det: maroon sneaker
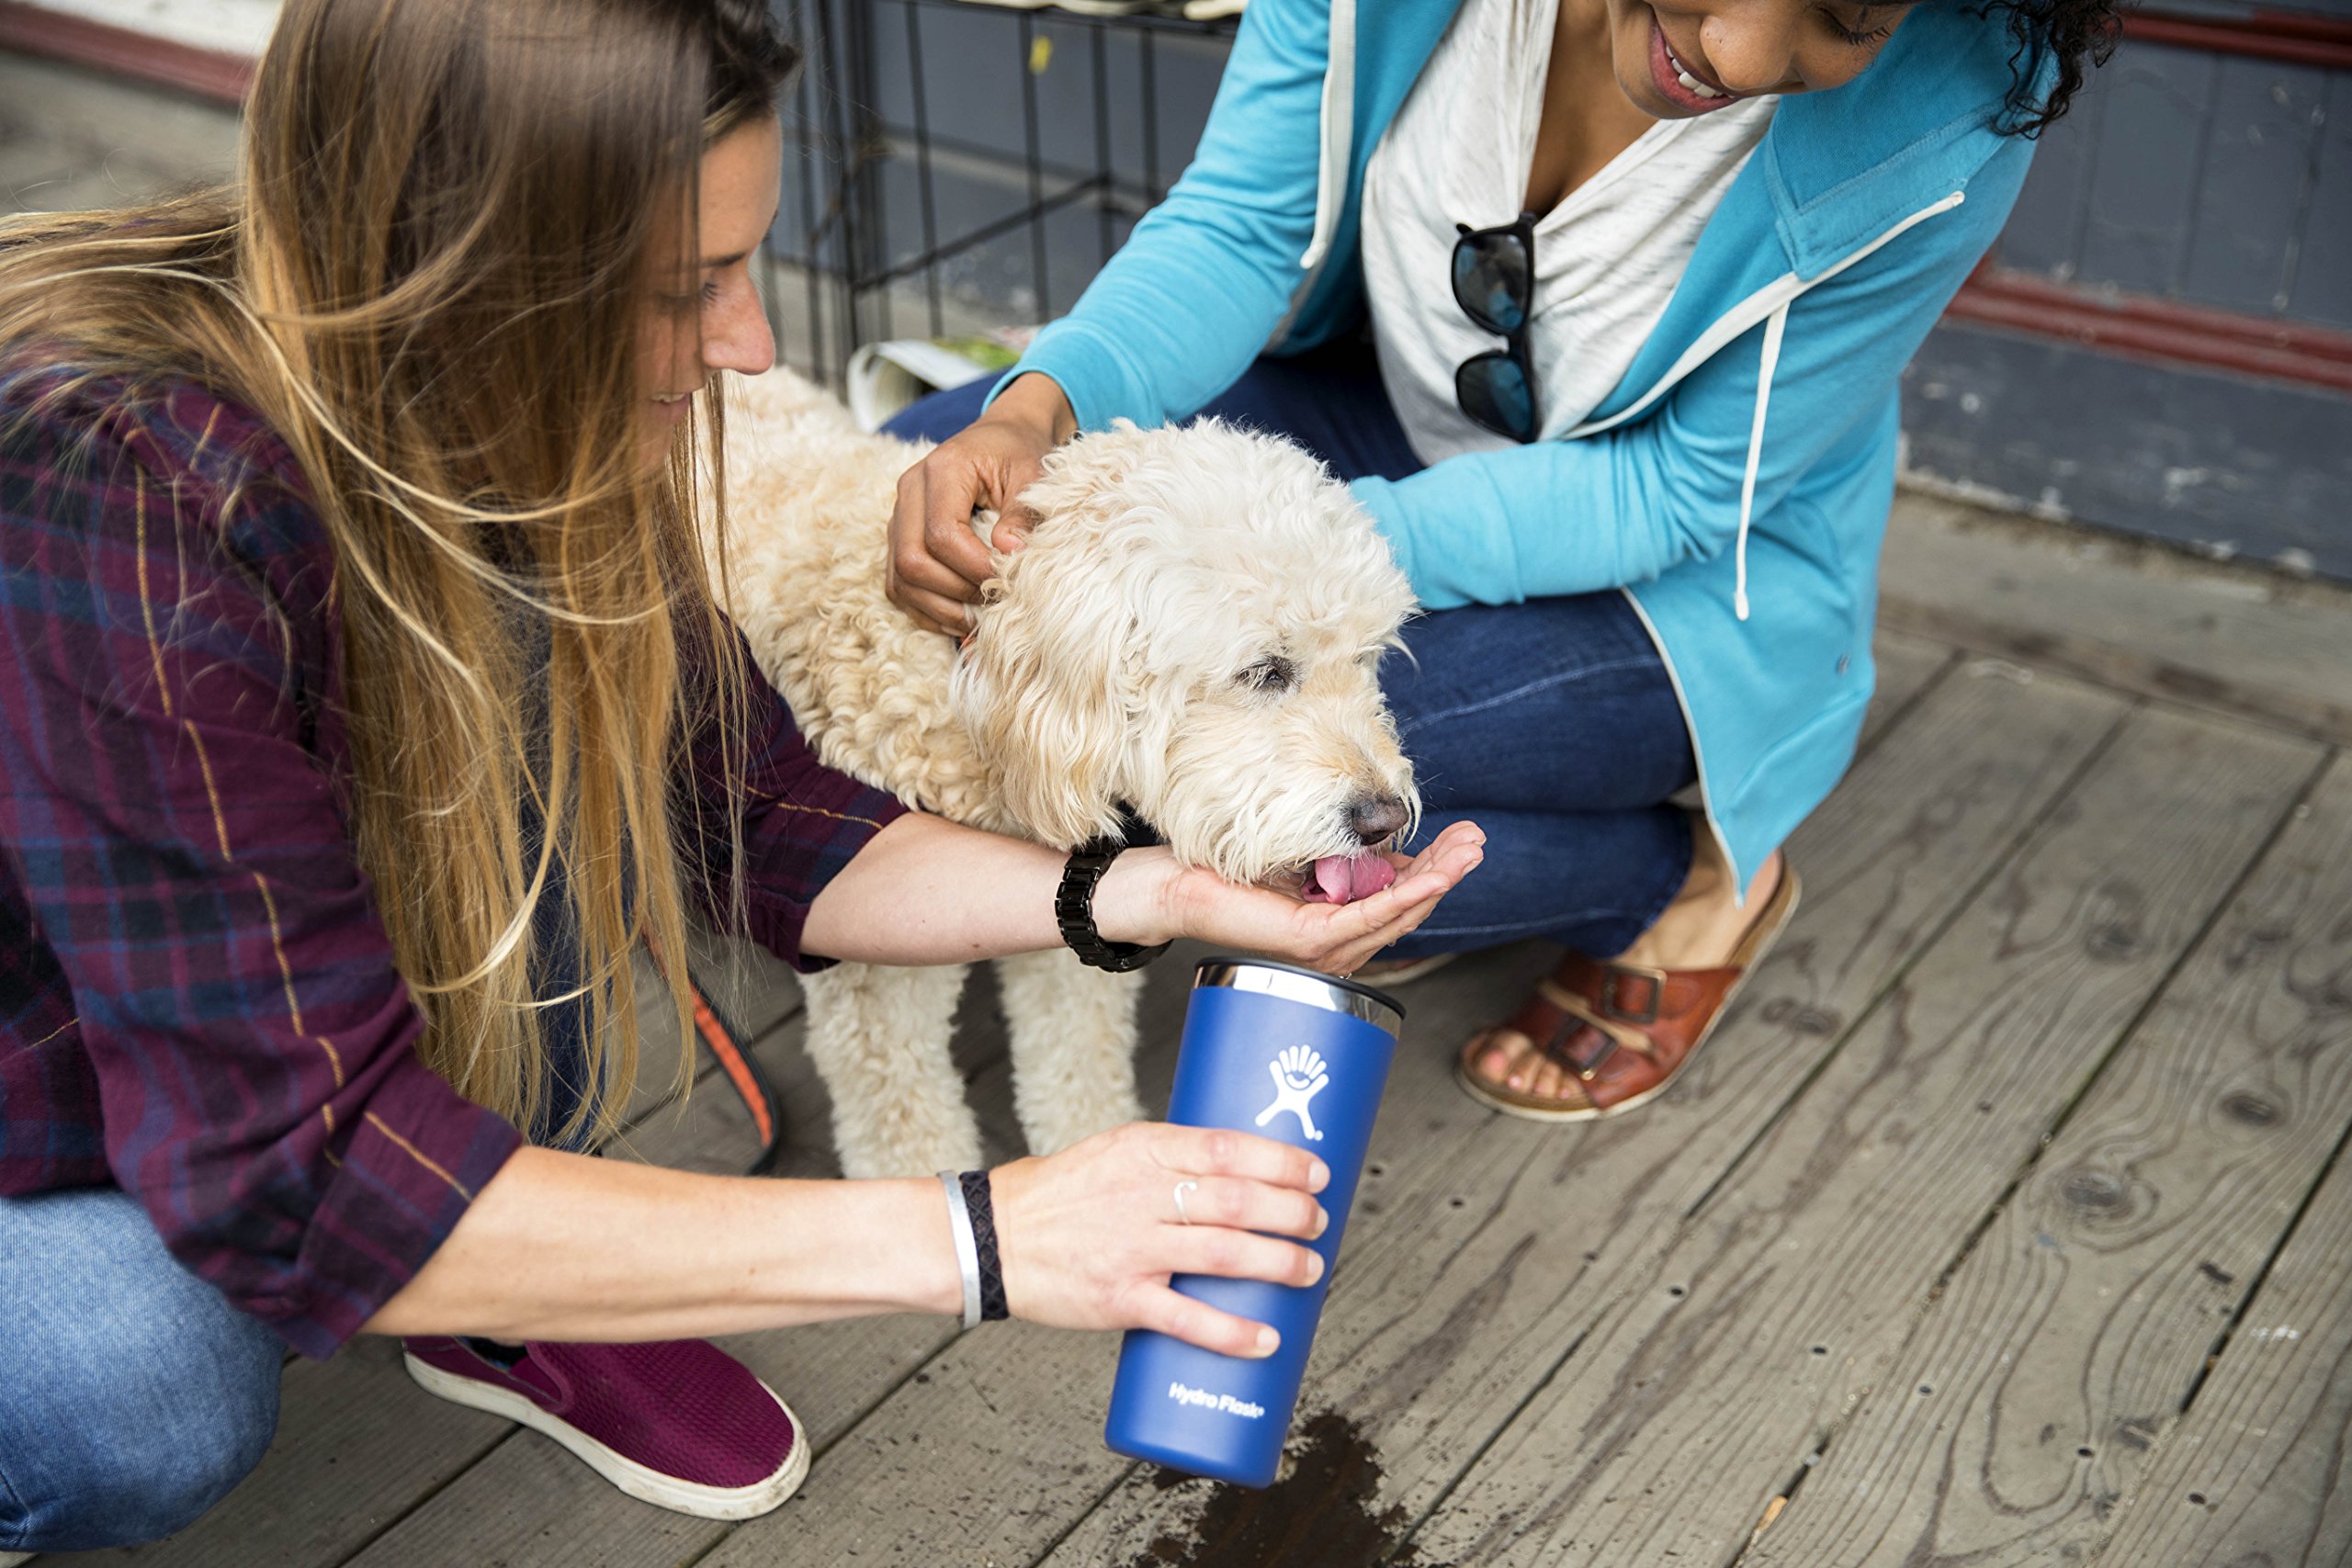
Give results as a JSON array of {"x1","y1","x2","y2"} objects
[{"x1": 402, "y1": 1337, "x2": 809, "y2": 1518}]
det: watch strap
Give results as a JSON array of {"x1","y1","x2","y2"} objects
[{"x1": 1056, "y1": 836, "x2": 1170, "y2": 973}]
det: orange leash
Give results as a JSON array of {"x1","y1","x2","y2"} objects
[{"x1": 643, "y1": 934, "x2": 784, "y2": 1174}]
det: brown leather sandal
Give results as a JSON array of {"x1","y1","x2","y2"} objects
[{"x1": 1454, "y1": 865, "x2": 1802, "y2": 1122}]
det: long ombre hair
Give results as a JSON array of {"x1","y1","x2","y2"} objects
[{"x1": 0, "y1": 0, "x2": 796, "y2": 1145}]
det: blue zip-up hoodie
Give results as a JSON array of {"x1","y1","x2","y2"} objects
[{"x1": 1001, "y1": 0, "x2": 2043, "y2": 891}]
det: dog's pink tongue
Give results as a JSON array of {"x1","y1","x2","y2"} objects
[{"x1": 1306, "y1": 852, "x2": 1397, "y2": 905}]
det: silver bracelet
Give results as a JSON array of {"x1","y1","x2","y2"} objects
[{"x1": 937, "y1": 1169, "x2": 982, "y2": 1330}]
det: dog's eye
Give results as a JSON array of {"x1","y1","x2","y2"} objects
[{"x1": 1241, "y1": 656, "x2": 1296, "y2": 694}]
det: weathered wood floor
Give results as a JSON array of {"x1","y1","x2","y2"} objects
[{"x1": 44, "y1": 627, "x2": 2352, "y2": 1567}]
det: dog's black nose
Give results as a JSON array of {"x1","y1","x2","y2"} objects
[{"x1": 1347, "y1": 794, "x2": 1410, "y2": 846}]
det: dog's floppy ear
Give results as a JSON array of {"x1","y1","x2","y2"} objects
[{"x1": 950, "y1": 514, "x2": 1138, "y2": 852}]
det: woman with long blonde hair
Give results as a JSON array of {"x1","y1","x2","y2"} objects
[{"x1": 0, "y1": 0, "x2": 1482, "y2": 1548}]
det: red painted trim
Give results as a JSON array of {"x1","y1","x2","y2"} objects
[
  {"x1": 0, "y1": 2, "x2": 254, "y2": 105},
  {"x1": 2123, "y1": 8, "x2": 2352, "y2": 70},
  {"x1": 1947, "y1": 267, "x2": 2352, "y2": 396}
]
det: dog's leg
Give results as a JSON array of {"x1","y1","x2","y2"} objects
[
  {"x1": 991, "y1": 949, "x2": 1148, "y2": 1156},
  {"x1": 798, "y1": 960, "x2": 982, "y2": 1179}
]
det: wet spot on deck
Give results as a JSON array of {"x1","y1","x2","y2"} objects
[{"x1": 1122, "y1": 1411, "x2": 1446, "y2": 1567}]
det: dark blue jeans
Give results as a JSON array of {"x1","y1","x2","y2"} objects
[{"x1": 888, "y1": 341, "x2": 1696, "y2": 959}]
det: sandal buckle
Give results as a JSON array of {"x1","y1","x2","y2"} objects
[
  {"x1": 1600, "y1": 966, "x2": 1666, "y2": 1025},
  {"x1": 1548, "y1": 1017, "x2": 1617, "y2": 1080},
  {"x1": 1573, "y1": 1035, "x2": 1618, "y2": 1081}
]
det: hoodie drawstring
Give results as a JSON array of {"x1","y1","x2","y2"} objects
[
  {"x1": 1734, "y1": 299, "x2": 1790, "y2": 623},
  {"x1": 1300, "y1": 0, "x2": 1357, "y2": 270}
]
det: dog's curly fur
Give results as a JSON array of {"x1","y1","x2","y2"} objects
[{"x1": 713, "y1": 370, "x2": 1418, "y2": 1178}]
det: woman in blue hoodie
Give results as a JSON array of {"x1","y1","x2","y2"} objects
[{"x1": 883, "y1": 0, "x2": 2118, "y2": 1120}]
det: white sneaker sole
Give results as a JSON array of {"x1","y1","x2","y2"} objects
[{"x1": 402, "y1": 1350, "x2": 811, "y2": 1520}]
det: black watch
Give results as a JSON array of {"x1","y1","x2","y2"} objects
[{"x1": 1056, "y1": 837, "x2": 1171, "y2": 973}]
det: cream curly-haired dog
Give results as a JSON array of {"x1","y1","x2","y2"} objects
[{"x1": 714, "y1": 369, "x2": 1418, "y2": 1179}]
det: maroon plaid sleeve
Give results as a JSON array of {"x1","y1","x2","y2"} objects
[
  {"x1": 0, "y1": 373, "x2": 522, "y2": 1357},
  {"x1": 684, "y1": 621, "x2": 907, "y2": 971}
]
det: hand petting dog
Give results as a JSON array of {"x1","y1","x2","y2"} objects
[{"x1": 887, "y1": 371, "x2": 1070, "y2": 637}]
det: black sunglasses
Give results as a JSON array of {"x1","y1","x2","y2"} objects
[{"x1": 1451, "y1": 212, "x2": 1539, "y2": 444}]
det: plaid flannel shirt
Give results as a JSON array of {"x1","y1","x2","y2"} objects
[{"x1": 0, "y1": 367, "x2": 904, "y2": 1357}]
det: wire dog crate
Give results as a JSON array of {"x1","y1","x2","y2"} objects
[{"x1": 766, "y1": 0, "x2": 1238, "y2": 389}]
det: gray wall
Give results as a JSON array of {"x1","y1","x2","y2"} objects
[
  {"x1": 1905, "y1": 27, "x2": 2352, "y2": 579},
  {"x1": 1998, "y1": 30, "x2": 2352, "y2": 328}
]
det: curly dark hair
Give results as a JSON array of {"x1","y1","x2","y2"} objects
[{"x1": 1980, "y1": 0, "x2": 2127, "y2": 136}]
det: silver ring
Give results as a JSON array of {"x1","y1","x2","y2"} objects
[{"x1": 1171, "y1": 1179, "x2": 1199, "y2": 1225}]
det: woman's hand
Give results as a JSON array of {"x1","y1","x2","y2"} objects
[
  {"x1": 888, "y1": 372, "x2": 1077, "y2": 637},
  {"x1": 991, "y1": 1122, "x2": 1329, "y2": 1356},
  {"x1": 1091, "y1": 821, "x2": 1487, "y2": 977}
]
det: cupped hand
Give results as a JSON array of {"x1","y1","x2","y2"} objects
[
  {"x1": 886, "y1": 373, "x2": 1074, "y2": 637},
  {"x1": 990, "y1": 1122, "x2": 1330, "y2": 1357},
  {"x1": 1096, "y1": 821, "x2": 1487, "y2": 977}
]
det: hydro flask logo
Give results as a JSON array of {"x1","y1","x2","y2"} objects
[
  {"x1": 1168, "y1": 1381, "x2": 1267, "y2": 1419},
  {"x1": 1254, "y1": 1044, "x2": 1330, "y2": 1143}
]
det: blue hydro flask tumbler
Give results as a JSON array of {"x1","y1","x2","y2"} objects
[{"x1": 1103, "y1": 957, "x2": 1404, "y2": 1488}]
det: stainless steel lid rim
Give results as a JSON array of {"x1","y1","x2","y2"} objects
[{"x1": 1192, "y1": 956, "x2": 1405, "y2": 1037}]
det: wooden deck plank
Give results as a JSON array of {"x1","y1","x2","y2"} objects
[
  {"x1": 347, "y1": 1427, "x2": 729, "y2": 1568},
  {"x1": 700, "y1": 660, "x2": 2126, "y2": 1568},
  {"x1": 333, "y1": 978, "x2": 1025, "y2": 1568},
  {"x1": 1859, "y1": 631, "x2": 1957, "y2": 754},
  {"x1": 1880, "y1": 491, "x2": 2352, "y2": 746},
  {"x1": 2081, "y1": 757, "x2": 2352, "y2": 1568},
  {"x1": 1411, "y1": 706, "x2": 2319, "y2": 1568},
  {"x1": 1746, "y1": 752, "x2": 2351, "y2": 1568},
  {"x1": 2093, "y1": 1126, "x2": 2352, "y2": 1562}
]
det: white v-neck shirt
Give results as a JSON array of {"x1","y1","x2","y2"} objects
[{"x1": 1360, "y1": 0, "x2": 1776, "y2": 464}]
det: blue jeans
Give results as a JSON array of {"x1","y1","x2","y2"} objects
[
  {"x1": 0, "y1": 1187, "x2": 284, "y2": 1552},
  {"x1": 888, "y1": 341, "x2": 1696, "y2": 957}
]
